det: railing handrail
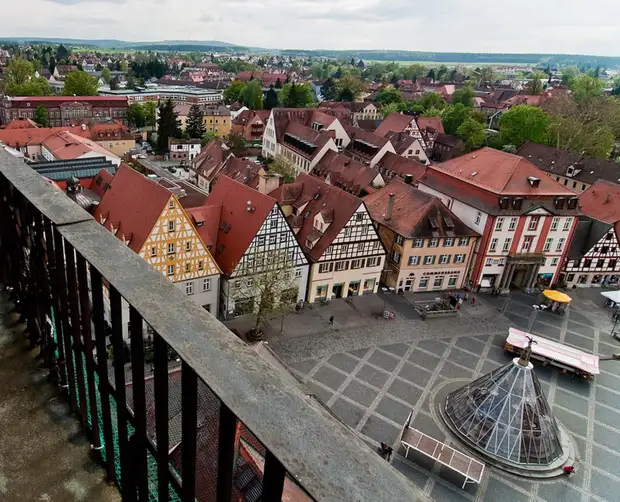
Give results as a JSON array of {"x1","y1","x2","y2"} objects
[{"x1": 0, "y1": 150, "x2": 422, "y2": 501}]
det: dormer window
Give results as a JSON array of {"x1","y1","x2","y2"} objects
[
  {"x1": 554, "y1": 198, "x2": 565, "y2": 209},
  {"x1": 499, "y1": 198, "x2": 510, "y2": 209},
  {"x1": 511, "y1": 198, "x2": 523, "y2": 210},
  {"x1": 567, "y1": 198, "x2": 578, "y2": 209},
  {"x1": 566, "y1": 166, "x2": 574, "y2": 177}
]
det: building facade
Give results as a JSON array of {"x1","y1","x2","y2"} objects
[
  {"x1": 418, "y1": 148, "x2": 579, "y2": 292},
  {"x1": 0, "y1": 96, "x2": 129, "y2": 127},
  {"x1": 99, "y1": 86, "x2": 222, "y2": 105},
  {"x1": 168, "y1": 138, "x2": 202, "y2": 161},
  {"x1": 203, "y1": 105, "x2": 232, "y2": 138}
]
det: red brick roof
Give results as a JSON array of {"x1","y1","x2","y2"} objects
[
  {"x1": 88, "y1": 168, "x2": 114, "y2": 198},
  {"x1": 0, "y1": 126, "x2": 90, "y2": 148},
  {"x1": 579, "y1": 180, "x2": 620, "y2": 224},
  {"x1": 374, "y1": 113, "x2": 416, "y2": 137},
  {"x1": 365, "y1": 178, "x2": 478, "y2": 239},
  {"x1": 186, "y1": 204, "x2": 221, "y2": 249},
  {"x1": 269, "y1": 108, "x2": 343, "y2": 143},
  {"x1": 417, "y1": 116, "x2": 444, "y2": 135},
  {"x1": 311, "y1": 150, "x2": 381, "y2": 195},
  {"x1": 93, "y1": 165, "x2": 171, "y2": 253},
  {"x1": 4, "y1": 96, "x2": 128, "y2": 108},
  {"x1": 281, "y1": 122, "x2": 335, "y2": 161},
  {"x1": 375, "y1": 152, "x2": 427, "y2": 181},
  {"x1": 205, "y1": 176, "x2": 277, "y2": 276},
  {"x1": 269, "y1": 173, "x2": 362, "y2": 262},
  {"x1": 42, "y1": 131, "x2": 116, "y2": 161},
  {"x1": 434, "y1": 147, "x2": 576, "y2": 196},
  {"x1": 193, "y1": 139, "x2": 232, "y2": 178},
  {"x1": 2, "y1": 118, "x2": 39, "y2": 129},
  {"x1": 219, "y1": 157, "x2": 261, "y2": 189}
]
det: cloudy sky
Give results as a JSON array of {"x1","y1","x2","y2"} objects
[{"x1": 3, "y1": 0, "x2": 620, "y2": 55}]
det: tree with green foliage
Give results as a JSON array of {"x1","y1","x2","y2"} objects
[
  {"x1": 420, "y1": 92, "x2": 447, "y2": 111},
  {"x1": 128, "y1": 103, "x2": 147, "y2": 128},
  {"x1": 62, "y1": 70, "x2": 99, "y2": 96},
  {"x1": 381, "y1": 103, "x2": 400, "y2": 118},
  {"x1": 442, "y1": 104, "x2": 482, "y2": 135},
  {"x1": 527, "y1": 71, "x2": 547, "y2": 95},
  {"x1": 240, "y1": 80, "x2": 263, "y2": 109},
  {"x1": 101, "y1": 67, "x2": 112, "y2": 85},
  {"x1": 335, "y1": 75, "x2": 366, "y2": 102},
  {"x1": 320, "y1": 78, "x2": 337, "y2": 101},
  {"x1": 560, "y1": 66, "x2": 579, "y2": 87},
  {"x1": 156, "y1": 99, "x2": 182, "y2": 152},
  {"x1": 110, "y1": 76, "x2": 120, "y2": 90},
  {"x1": 570, "y1": 74, "x2": 604, "y2": 103},
  {"x1": 56, "y1": 44, "x2": 69, "y2": 62},
  {"x1": 264, "y1": 86, "x2": 279, "y2": 110},
  {"x1": 4, "y1": 58, "x2": 51, "y2": 96},
  {"x1": 436, "y1": 65, "x2": 449, "y2": 82},
  {"x1": 374, "y1": 87, "x2": 404, "y2": 105},
  {"x1": 34, "y1": 105, "x2": 49, "y2": 127},
  {"x1": 279, "y1": 83, "x2": 314, "y2": 108},
  {"x1": 144, "y1": 101, "x2": 157, "y2": 128},
  {"x1": 201, "y1": 131, "x2": 220, "y2": 146},
  {"x1": 450, "y1": 85, "x2": 475, "y2": 107},
  {"x1": 498, "y1": 105, "x2": 549, "y2": 147},
  {"x1": 402, "y1": 64, "x2": 427, "y2": 81},
  {"x1": 223, "y1": 80, "x2": 246, "y2": 104},
  {"x1": 456, "y1": 118, "x2": 486, "y2": 151},
  {"x1": 185, "y1": 104, "x2": 205, "y2": 139}
]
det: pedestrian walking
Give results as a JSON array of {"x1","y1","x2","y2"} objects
[
  {"x1": 464, "y1": 292, "x2": 469, "y2": 302},
  {"x1": 472, "y1": 296, "x2": 476, "y2": 306},
  {"x1": 563, "y1": 465, "x2": 575, "y2": 475},
  {"x1": 386, "y1": 446, "x2": 393, "y2": 461},
  {"x1": 328, "y1": 315, "x2": 334, "y2": 326}
]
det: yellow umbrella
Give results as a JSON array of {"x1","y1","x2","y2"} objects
[{"x1": 543, "y1": 289, "x2": 572, "y2": 303}]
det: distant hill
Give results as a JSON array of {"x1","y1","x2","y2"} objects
[{"x1": 0, "y1": 37, "x2": 242, "y2": 49}]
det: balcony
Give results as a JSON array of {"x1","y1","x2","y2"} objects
[{"x1": 0, "y1": 149, "x2": 420, "y2": 502}]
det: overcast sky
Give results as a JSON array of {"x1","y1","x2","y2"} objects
[{"x1": 3, "y1": 0, "x2": 620, "y2": 56}]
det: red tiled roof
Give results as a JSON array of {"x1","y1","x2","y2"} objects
[
  {"x1": 281, "y1": 122, "x2": 335, "y2": 161},
  {"x1": 365, "y1": 178, "x2": 478, "y2": 239},
  {"x1": 374, "y1": 113, "x2": 416, "y2": 137},
  {"x1": 417, "y1": 116, "x2": 444, "y2": 135},
  {"x1": 343, "y1": 126, "x2": 392, "y2": 160},
  {"x1": 219, "y1": 157, "x2": 261, "y2": 189},
  {"x1": 193, "y1": 139, "x2": 232, "y2": 178},
  {"x1": 88, "y1": 168, "x2": 114, "y2": 198},
  {"x1": 311, "y1": 150, "x2": 381, "y2": 195},
  {"x1": 2, "y1": 118, "x2": 39, "y2": 129},
  {"x1": 206, "y1": 176, "x2": 276, "y2": 276},
  {"x1": 186, "y1": 204, "x2": 221, "y2": 249},
  {"x1": 269, "y1": 108, "x2": 342, "y2": 143},
  {"x1": 434, "y1": 147, "x2": 576, "y2": 196},
  {"x1": 5, "y1": 96, "x2": 128, "y2": 107},
  {"x1": 93, "y1": 165, "x2": 171, "y2": 253},
  {"x1": 42, "y1": 131, "x2": 116, "y2": 161},
  {"x1": 579, "y1": 180, "x2": 620, "y2": 224},
  {"x1": 269, "y1": 173, "x2": 362, "y2": 262},
  {"x1": 375, "y1": 152, "x2": 427, "y2": 181},
  {"x1": 0, "y1": 126, "x2": 90, "y2": 148}
]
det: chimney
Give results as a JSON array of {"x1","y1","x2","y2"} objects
[
  {"x1": 386, "y1": 192, "x2": 395, "y2": 220},
  {"x1": 258, "y1": 170, "x2": 282, "y2": 195},
  {"x1": 404, "y1": 174, "x2": 413, "y2": 184}
]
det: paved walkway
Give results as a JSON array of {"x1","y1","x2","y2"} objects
[
  {"x1": 0, "y1": 298, "x2": 120, "y2": 502},
  {"x1": 268, "y1": 289, "x2": 620, "y2": 502}
]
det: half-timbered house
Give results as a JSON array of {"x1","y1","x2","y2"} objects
[
  {"x1": 270, "y1": 173, "x2": 386, "y2": 302},
  {"x1": 375, "y1": 112, "x2": 427, "y2": 151},
  {"x1": 194, "y1": 175, "x2": 309, "y2": 318},
  {"x1": 561, "y1": 180, "x2": 620, "y2": 288}
]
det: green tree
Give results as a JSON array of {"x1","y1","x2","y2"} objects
[
  {"x1": 127, "y1": 103, "x2": 146, "y2": 128},
  {"x1": 264, "y1": 86, "x2": 279, "y2": 110},
  {"x1": 34, "y1": 105, "x2": 49, "y2": 127},
  {"x1": 451, "y1": 85, "x2": 475, "y2": 107},
  {"x1": 4, "y1": 58, "x2": 51, "y2": 96},
  {"x1": 560, "y1": 66, "x2": 579, "y2": 87},
  {"x1": 320, "y1": 78, "x2": 337, "y2": 100},
  {"x1": 185, "y1": 104, "x2": 205, "y2": 139},
  {"x1": 381, "y1": 102, "x2": 400, "y2": 118},
  {"x1": 156, "y1": 99, "x2": 182, "y2": 152},
  {"x1": 374, "y1": 87, "x2": 404, "y2": 105},
  {"x1": 456, "y1": 117, "x2": 486, "y2": 150},
  {"x1": 402, "y1": 64, "x2": 427, "y2": 81},
  {"x1": 420, "y1": 92, "x2": 447, "y2": 111},
  {"x1": 101, "y1": 67, "x2": 112, "y2": 85},
  {"x1": 62, "y1": 71, "x2": 99, "y2": 96},
  {"x1": 109, "y1": 76, "x2": 120, "y2": 90},
  {"x1": 223, "y1": 80, "x2": 246, "y2": 104},
  {"x1": 442, "y1": 104, "x2": 481, "y2": 135},
  {"x1": 280, "y1": 83, "x2": 314, "y2": 108},
  {"x1": 126, "y1": 74, "x2": 138, "y2": 90},
  {"x1": 240, "y1": 79, "x2": 263, "y2": 109},
  {"x1": 144, "y1": 101, "x2": 157, "y2": 128},
  {"x1": 570, "y1": 74, "x2": 604, "y2": 103},
  {"x1": 498, "y1": 105, "x2": 549, "y2": 147},
  {"x1": 335, "y1": 75, "x2": 366, "y2": 102},
  {"x1": 527, "y1": 71, "x2": 547, "y2": 95},
  {"x1": 201, "y1": 131, "x2": 220, "y2": 146}
]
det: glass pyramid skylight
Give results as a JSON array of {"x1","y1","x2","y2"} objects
[{"x1": 444, "y1": 358, "x2": 563, "y2": 466}]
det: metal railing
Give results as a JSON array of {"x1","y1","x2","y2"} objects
[{"x1": 0, "y1": 150, "x2": 421, "y2": 502}]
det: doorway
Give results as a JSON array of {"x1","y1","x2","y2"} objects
[{"x1": 332, "y1": 283, "x2": 344, "y2": 298}]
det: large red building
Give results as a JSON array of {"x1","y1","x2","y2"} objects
[
  {"x1": 417, "y1": 148, "x2": 579, "y2": 292},
  {"x1": 0, "y1": 96, "x2": 129, "y2": 127}
]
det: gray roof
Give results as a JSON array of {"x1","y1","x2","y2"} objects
[
  {"x1": 566, "y1": 216, "x2": 613, "y2": 259},
  {"x1": 29, "y1": 156, "x2": 116, "y2": 181}
]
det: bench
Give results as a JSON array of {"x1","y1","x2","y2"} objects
[{"x1": 400, "y1": 412, "x2": 485, "y2": 489}]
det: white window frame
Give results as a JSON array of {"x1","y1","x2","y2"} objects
[
  {"x1": 167, "y1": 264, "x2": 175, "y2": 276},
  {"x1": 396, "y1": 235, "x2": 404, "y2": 246},
  {"x1": 563, "y1": 218, "x2": 571, "y2": 231},
  {"x1": 551, "y1": 217, "x2": 560, "y2": 231},
  {"x1": 475, "y1": 211, "x2": 482, "y2": 225},
  {"x1": 408, "y1": 256, "x2": 420, "y2": 266},
  {"x1": 454, "y1": 254, "x2": 465, "y2": 264},
  {"x1": 413, "y1": 238, "x2": 424, "y2": 248},
  {"x1": 186, "y1": 281, "x2": 194, "y2": 295},
  {"x1": 429, "y1": 238, "x2": 439, "y2": 248},
  {"x1": 490, "y1": 238, "x2": 498, "y2": 252},
  {"x1": 168, "y1": 243, "x2": 175, "y2": 255},
  {"x1": 556, "y1": 238, "x2": 565, "y2": 252},
  {"x1": 439, "y1": 254, "x2": 450, "y2": 264},
  {"x1": 502, "y1": 238, "x2": 511, "y2": 252},
  {"x1": 458, "y1": 237, "x2": 469, "y2": 247},
  {"x1": 485, "y1": 258, "x2": 493, "y2": 266},
  {"x1": 543, "y1": 238, "x2": 553, "y2": 252},
  {"x1": 423, "y1": 255, "x2": 435, "y2": 265},
  {"x1": 508, "y1": 217, "x2": 518, "y2": 231},
  {"x1": 151, "y1": 246, "x2": 157, "y2": 257},
  {"x1": 495, "y1": 217, "x2": 504, "y2": 231},
  {"x1": 444, "y1": 238, "x2": 454, "y2": 247},
  {"x1": 185, "y1": 241, "x2": 191, "y2": 252},
  {"x1": 202, "y1": 278, "x2": 211, "y2": 292},
  {"x1": 168, "y1": 220, "x2": 175, "y2": 232},
  {"x1": 295, "y1": 268, "x2": 303, "y2": 278}
]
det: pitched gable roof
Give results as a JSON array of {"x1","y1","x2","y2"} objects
[
  {"x1": 281, "y1": 122, "x2": 335, "y2": 161},
  {"x1": 269, "y1": 173, "x2": 362, "y2": 261},
  {"x1": 579, "y1": 180, "x2": 620, "y2": 224},
  {"x1": 93, "y1": 165, "x2": 171, "y2": 253},
  {"x1": 365, "y1": 178, "x2": 478, "y2": 239},
  {"x1": 375, "y1": 152, "x2": 427, "y2": 181},
  {"x1": 205, "y1": 176, "x2": 276, "y2": 276},
  {"x1": 311, "y1": 150, "x2": 381, "y2": 195},
  {"x1": 374, "y1": 113, "x2": 416, "y2": 137},
  {"x1": 417, "y1": 116, "x2": 445, "y2": 135},
  {"x1": 343, "y1": 125, "x2": 392, "y2": 161},
  {"x1": 435, "y1": 147, "x2": 576, "y2": 196}
]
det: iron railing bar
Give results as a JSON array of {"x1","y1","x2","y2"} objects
[
  {"x1": 153, "y1": 333, "x2": 169, "y2": 502},
  {"x1": 216, "y1": 404, "x2": 236, "y2": 502},
  {"x1": 181, "y1": 362, "x2": 197, "y2": 502},
  {"x1": 262, "y1": 451, "x2": 286, "y2": 502}
]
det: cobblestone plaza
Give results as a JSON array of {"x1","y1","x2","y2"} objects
[{"x1": 267, "y1": 289, "x2": 620, "y2": 502}]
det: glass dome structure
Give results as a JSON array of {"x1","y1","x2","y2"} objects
[{"x1": 444, "y1": 358, "x2": 563, "y2": 466}]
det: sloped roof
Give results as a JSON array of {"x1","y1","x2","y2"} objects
[
  {"x1": 374, "y1": 113, "x2": 416, "y2": 137},
  {"x1": 375, "y1": 152, "x2": 427, "y2": 181},
  {"x1": 193, "y1": 138, "x2": 232, "y2": 178},
  {"x1": 2, "y1": 118, "x2": 39, "y2": 129},
  {"x1": 269, "y1": 173, "x2": 362, "y2": 262},
  {"x1": 281, "y1": 122, "x2": 335, "y2": 161},
  {"x1": 365, "y1": 178, "x2": 477, "y2": 239},
  {"x1": 384, "y1": 131, "x2": 418, "y2": 156},
  {"x1": 42, "y1": 131, "x2": 117, "y2": 161},
  {"x1": 269, "y1": 108, "x2": 345, "y2": 143},
  {"x1": 186, "y1": 204, "x2": 221, "y2": 249},
  {"x1": 417, "y1": 116, "x2": 445, "y2": 134},
  {"x1": 219, "y1": 157, "x2": 261, "y2": 189},
  {"x1": 93, "y1": 165, "x2": 171, "y2": 253},
  {"x1": 311, "y1": 150, "x2": 380, "y2": 195},
  {"x1": 89, "y1": 168, "x2": 115, "y2": 198},
  {"x1": 435, "y1": 147, "x2": 576, "y2": 196},
  {"x1": 0, "y1": 125, "x2": 90, "y2": 148},
  {"x1": 343, "y1": 125, "x2": 392, "y2": 160},
  {"x1": 517, "y1": 142, "x2": 620, "y2": 186},
  {"x1": 29, "y1": 156, "x2": 116, "y2": 183},
  {"x1": 205, "y1": 175, "x2": 276, "y2": 276},
  {"x1": 579, "y1": 180, "x2": 620, "y2": 224}
]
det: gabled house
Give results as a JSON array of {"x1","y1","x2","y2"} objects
[
  {"x1": 417, "y1": 116, "x2": 444, "y2": 155},
  {"x1": 417, "y1": 148, "x2": 579, "y2": 292},
  {"x1": 374, "y1": 152, "x2": 427, "y2": 184},
  {"x1": 93, "y1": 166, "x2": 221, "y2": 318},
  {"x1": 350, "y1": 102, "x2": 380, "y2": 122},
  {"x1": 366, "y1": 178, "x2": 479, "y2": 292},
  {"x1": 517, "y1": 142, "x2": 620, "y2": 193},
  {"x1": 561, "y1": 180, "x2": 620, "y2": 288},
  {"x1": 384, "y1": 131, "x2": 429, "y2": 164},
  {"x1": 193, "y1": 176, "x2": 309, "y2": 318},
  {"x1": 310, "y1": 150, "x2": 384, "y2": 196},
  {"x1": 375, "y1": 112, "x2": 427, "y2": 151},
  {"x1": 191, "y1": 139, "x2": 233, "y2": 191},
  {"x1": 261, "y1": 108, "x2": 350, "y2": 160},
  {"x1": 343, "y1": 126, "x2": 395, "y2": 168},
  {"x1": 231, "y1": 109, "x2": 271, "y2": 143},
  {"x1": 270, "y1": 173, "x2": 386, "y2": 302},
  {"x1": 277, "y1": 122, "x2": 338, "y2": 175},
  {"x1": 431, "y1": 133, "x2": 465, "y2": 162}
]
